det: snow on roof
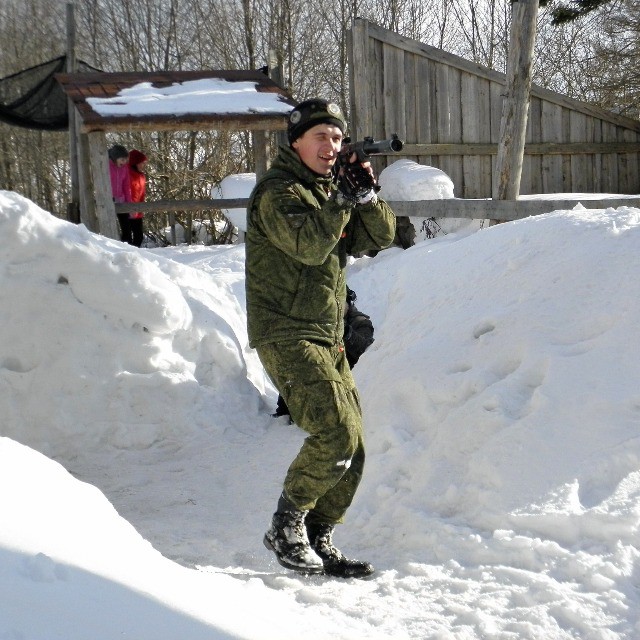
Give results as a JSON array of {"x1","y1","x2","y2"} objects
[{"x1": 87, "y1": 79, "x2": 293, "y2": 118}]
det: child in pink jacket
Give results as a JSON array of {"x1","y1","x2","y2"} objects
[{"x1": 108, "y1": 144, "x2": 133, "y2": 243}]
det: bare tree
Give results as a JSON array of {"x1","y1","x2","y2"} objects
[
  {"x1": 577, "y1": 0, "x2": 640, "y2": 118},
  {"x1": 0, "y1": 0, "x2": 69, "y2": 216}
]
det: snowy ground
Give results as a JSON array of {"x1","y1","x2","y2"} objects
[{"x1": 1, "y1": 186, "x2": 640, "y2": 639}]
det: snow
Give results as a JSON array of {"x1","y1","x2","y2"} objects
[
  {"x1": 212, "y1": 173, "x2": 256, "y2": 233},
  {"x1": 379, "y1": 159, "x2": 484, "y2": 239},
  {"x1": 379, "y1": 159, "x2": 455, "y2": 201},
  {"x1": 2, "y1": 168, "x2": 640, "y2": 639},
  {"x1": 87, "y1": 78, "x2": 293, "y2": 117}
]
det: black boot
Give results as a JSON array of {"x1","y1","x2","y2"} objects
[
  {"x1": 306, "y1": 522, "x2": 375, "y2": 579},
  {"x1": 263, "y1": 495, "x2": 324, "y2": 574}
]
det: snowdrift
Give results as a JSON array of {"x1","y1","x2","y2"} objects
[{"x1": 2, "y1": 189, "x2": 640, "y2": 638}]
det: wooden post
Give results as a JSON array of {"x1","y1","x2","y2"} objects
[
  {"x1": 87, "y1": 131, "x2": 119, "y2": 239},
  {"x1": 77, "y1": 116, "x2": 98, "y2": 232},
  {"x1": 269, "y1": 49, "x2": 288, "y2": 149},
  {"x1": 66, "y1": 2, "x2": 80, "y2": 223},
  {"x1": 493, "y1": 0, "x2": 539, "y2": 219}
]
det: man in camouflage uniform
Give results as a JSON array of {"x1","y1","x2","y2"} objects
[
  {"x1": 245, "y1": 98, "x2": 396, "y2": 578},
  {"x1": 274, "y1": 285, "x2": 375, "y2": 420}
]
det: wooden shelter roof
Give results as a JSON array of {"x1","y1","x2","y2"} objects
[{"x1": 55, "y1": 69, "x2": 295, "y2": 133}]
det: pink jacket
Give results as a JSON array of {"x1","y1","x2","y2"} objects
[{"x1": 109, "y1": 160, "x2": 132, "y2": 203}]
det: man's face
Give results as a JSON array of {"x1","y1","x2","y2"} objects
[{"x1": 292, "y1": 123, "x2": 344, "y2": 175}]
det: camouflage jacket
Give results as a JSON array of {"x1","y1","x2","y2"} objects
[{"x1": 245, "y1": 145, "x2": 396, "y2": 348}]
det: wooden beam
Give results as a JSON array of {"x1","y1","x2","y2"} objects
[
  {"x1": 115, "y1": 199, "x2": 250, "y2": 213},
  {"x1": 87, "y1": 131, "x2": 119, "y2": 239},
  {"x1": 66, "y1": 2, "x2": 80, "y2": 223},
  {"x1": 401, "y1": 142, "x2": 640, "y2": 156},
  {"x1": 79, "y1": 115, "x2": 288, "y2": 134},
  {"x1": 117, "y1": 195, "x2": 640, "y2": 222},
  {"x1": 77, "y1": 114, "x2": 99, "y2": 232},
  {"x1": 386, "y1": 196, "x2": 640, "y2": 221}
]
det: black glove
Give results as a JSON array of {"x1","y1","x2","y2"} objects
[
  {"x1": 337, "y1": 162, "x2": 376, "y2": 202},
  {"x1": 343, "y1": 307, "x2": 375, "y2": 367}
]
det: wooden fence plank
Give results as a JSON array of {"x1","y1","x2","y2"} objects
[
  {"x1": 542, "y1": 102, "x2": 563, "y2": 192},
  {"x1": 370, "y1": 37, "x2": 385, "y2": 138},
  {"x1": 521, "y1": 96, "x2": 537, "y2": 194},
  {"x1": 461, "y1": 73, "x2": 492, "y2": 197},
  {"x1": 593, "y1": 118, "x2": 602, "y2": 191},
  {"x1": 416, "y1": 56, "x2": 434, "y2": 166},
  {"x1": 461, "y1": 72, "x2": 480, "y2": 198},
  {"x1": 404, "y1": 52, "x2": 418, "y2": 155},
  {"x1": 570, "y1": 112, "x2": 590, "y2": 192},
  {"x1": 489, "y1": 80, "x2": 503, "y2": 197},
  {"x1": 383, "y1": 43, "x2": 406, "y2": 140},
  {"x1": 620, "y1": 129, "x2": 638, "y2": 193},
  {"x1": 443, "y1": 67, "x2": 463, "y2": 196},
  {"x1": 349, "y1": 20, "x2": 369, "y2": 137},
  {"x1": 602, "y1": 122, "x2": 619, "y2": 192}
]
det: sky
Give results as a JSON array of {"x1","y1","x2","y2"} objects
[{"x1": 1, "y1": 154, "x2": 640, "y2": 639}]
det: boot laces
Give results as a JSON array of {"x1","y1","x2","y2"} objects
[
  {"x1": 274, "y1": 510, "x2": 314, "y2": 551},
  {"x1": 286, "y1": 513, "x2": 308, "y2": 544},
  {"x1": 314, "y1": 527, "x2": 345, "y2": 561}
]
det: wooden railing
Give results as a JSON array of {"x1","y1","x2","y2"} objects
[
  {"x1": 401, "y1": 142, "x2": 640, "y2": 157},
  {"x1": 116, "y1": 195, "x2": 640, "y2": 223}
]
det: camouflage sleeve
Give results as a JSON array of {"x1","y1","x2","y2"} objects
[
  {"x1": 256, "y1": 182, "x2": 352, "y2": 266},
  {"x1": 345, "y1": 197, "x2": 396, "y2": 255}
]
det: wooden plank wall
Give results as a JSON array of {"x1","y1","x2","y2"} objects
[{"x1": 349, "y1": 19, "x2": 640, "y2": 198}]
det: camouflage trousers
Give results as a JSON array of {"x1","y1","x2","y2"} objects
[{"x1": 256, "y1": 340, "x2": 365, "y2": 525}]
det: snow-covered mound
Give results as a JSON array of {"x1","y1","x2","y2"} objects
[
  {"x1": 0, "y1": 191, "x2": 269, "y2": 457},
  {"x1": 2, "y1": 188, "x2": 640, "y2": 639},
  {"x1": 212, "y1": 172, "x2": 255, "y2": 232},
  {"x1": 378, "y1": 159, "x2": 454, "y2": 200},
  {"x1": 350, "y1": 206, "x2": 640, "y2": 554}
]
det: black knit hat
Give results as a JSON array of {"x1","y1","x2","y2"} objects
[
  {"x1": 108, "y1": 144, "x2": 129, "y2": 162},
  {"x1": 287, "y1": 98, "x2": 347, "y2": 145}
]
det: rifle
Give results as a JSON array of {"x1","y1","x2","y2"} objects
[{"x1": 339, "y1": 134, "x2": 404, "y2": 164}]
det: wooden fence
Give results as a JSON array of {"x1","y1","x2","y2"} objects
[
  {"x1": 348, "y1": 19, "x2": 640, "y2": 199},
  {"x1": 116, "y1": 194, "x2": 640, "y2": 225}
]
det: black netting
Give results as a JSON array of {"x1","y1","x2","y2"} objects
[{"x1": 0, "y1": 55, "x2": 101, "y2": 131}]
